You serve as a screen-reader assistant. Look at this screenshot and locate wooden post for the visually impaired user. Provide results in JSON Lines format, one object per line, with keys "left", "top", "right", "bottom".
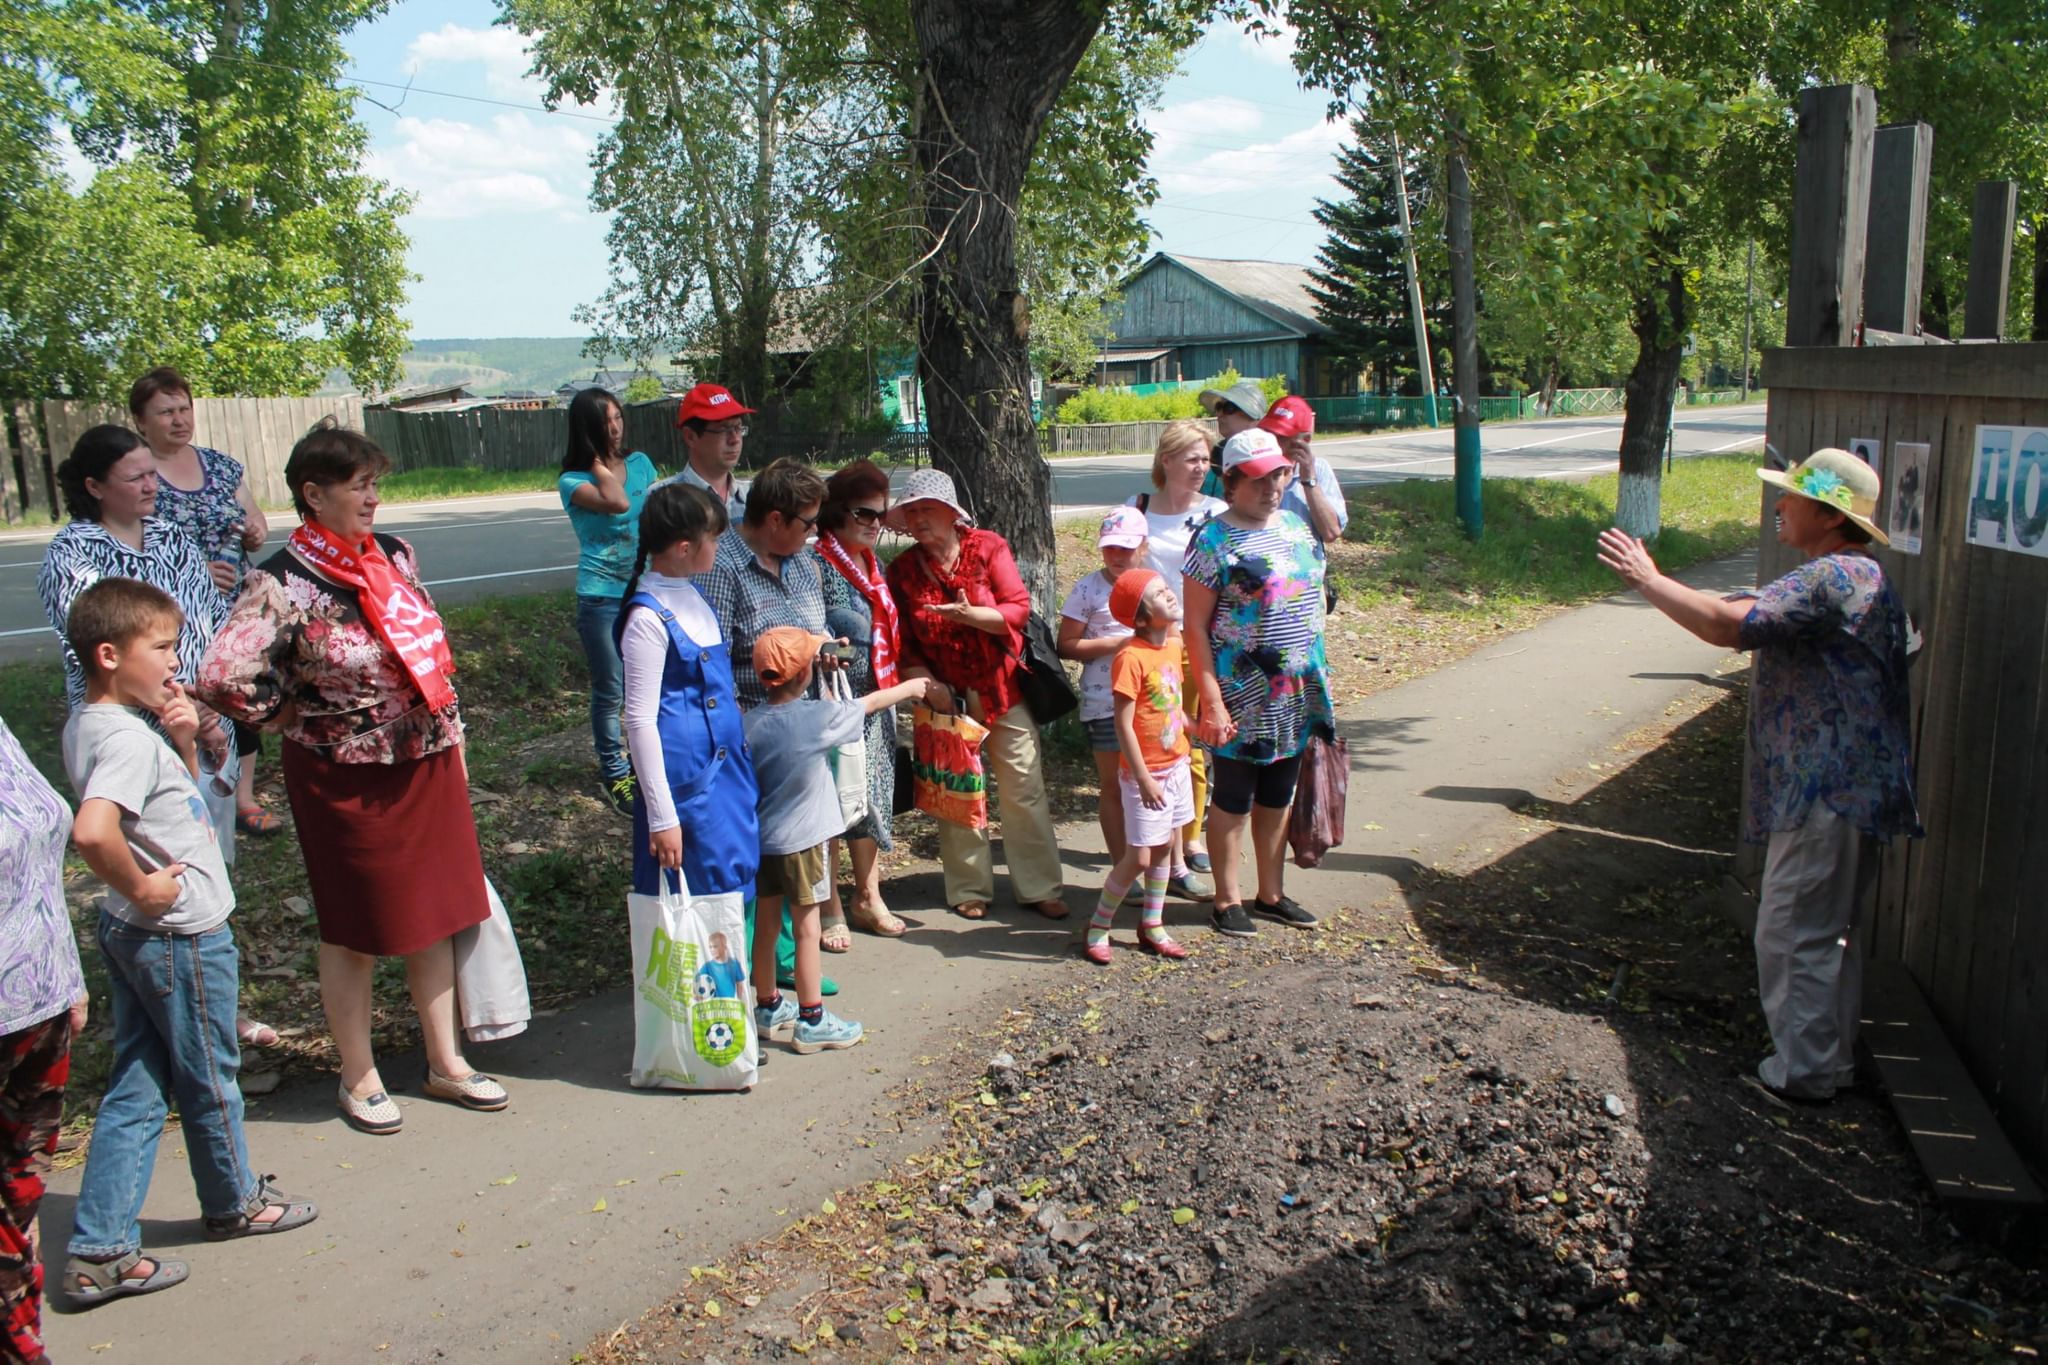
{"left": 1964, "top": 180, "right": 2018, "bottom": 340}
{"left": 1785, "top": 84, "right": 1877, "bottom": 347}
{"left": 1864, "top": 121, "right": 1934, "bottom": 335}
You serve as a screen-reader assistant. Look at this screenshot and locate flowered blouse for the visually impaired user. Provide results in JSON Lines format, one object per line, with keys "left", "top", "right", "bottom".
{"left": 1183, "top": 510, "right": 1333, "bottom": 763}
{"left": 153, "top": 446, "right": 248, "bottom": 568}
{"left": 887, "top": 529, "right": 1031, "bottom": 722}
{"left": 0, "top": 717, "right": 82, "bottom": 1036}
{"left": 196, "top": 533, "right": 465, "bottom": 765}
{"left": 1736, "top": 551, "right": 1920, "bottom": 843}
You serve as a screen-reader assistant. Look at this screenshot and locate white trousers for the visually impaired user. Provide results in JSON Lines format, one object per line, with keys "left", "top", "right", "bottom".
{"left": 1755, "top": 803, "right": 1876, "bottom": 1098}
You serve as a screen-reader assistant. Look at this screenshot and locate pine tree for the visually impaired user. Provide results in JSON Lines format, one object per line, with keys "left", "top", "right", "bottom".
{"left": 1307, "top": 120, "right": 1442, "bottom": 393}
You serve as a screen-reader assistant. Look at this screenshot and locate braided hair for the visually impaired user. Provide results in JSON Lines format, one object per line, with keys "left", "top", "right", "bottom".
{"left": 619, "top": 480, "right": 728, "bottom": 608}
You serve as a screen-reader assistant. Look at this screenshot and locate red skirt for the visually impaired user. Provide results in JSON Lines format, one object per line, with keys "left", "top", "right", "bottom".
{"left": 281, "top": 742, "right": 490, "bottom": 956}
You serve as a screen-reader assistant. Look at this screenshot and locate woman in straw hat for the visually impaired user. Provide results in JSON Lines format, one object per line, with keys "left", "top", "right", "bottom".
{"left": 884, "top": 469, "right": 1065, "bottom": 922}
{"left": 1596, "top": 447, "right": 1920, "bottom": 1104}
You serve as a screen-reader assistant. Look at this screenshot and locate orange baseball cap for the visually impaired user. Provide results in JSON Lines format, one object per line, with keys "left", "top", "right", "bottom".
{"left": 752, "top": 626, "right": 823, "bottom": 685}
{"left": 1109, "top": 568, "right": 1161, "bottom": 628}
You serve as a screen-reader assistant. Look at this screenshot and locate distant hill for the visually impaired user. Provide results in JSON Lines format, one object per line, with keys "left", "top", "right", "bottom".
{"left": 321, "top": 337, "right": 689, "bottom": 397}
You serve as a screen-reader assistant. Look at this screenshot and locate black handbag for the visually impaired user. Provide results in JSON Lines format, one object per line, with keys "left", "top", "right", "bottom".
{"left": 892, "top": 741, "right": 915, "bottom": 815}
{"left": 1012, "top": 612, "right": 1079, "bottom": 725}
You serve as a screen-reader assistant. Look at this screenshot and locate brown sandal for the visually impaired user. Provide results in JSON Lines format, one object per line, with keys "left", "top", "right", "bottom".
{"left": 1035, "top": 899, "right": 1070, "bottom": 920}
{"left": 953, "top": 901, "right": 988, "bottom": 920}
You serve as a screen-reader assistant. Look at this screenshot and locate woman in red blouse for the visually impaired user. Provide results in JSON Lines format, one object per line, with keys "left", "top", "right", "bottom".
{"left": 885, "top": 471, "right": 1065, "bottom": 920}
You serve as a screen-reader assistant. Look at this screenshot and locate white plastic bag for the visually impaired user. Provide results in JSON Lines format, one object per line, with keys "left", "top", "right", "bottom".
{"left": 455, "top": 875, "right": 531, "bottom": 1044}
{"left": 627, "top": 867, "right": 757, "bottom": 1091}
{"left": 826, "top": 667, "right": 869, "bottom": 830}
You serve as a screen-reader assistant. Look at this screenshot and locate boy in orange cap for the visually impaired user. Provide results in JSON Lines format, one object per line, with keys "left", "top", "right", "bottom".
{"left": 743, "top": 627, "right": 928, "bottom": 1050}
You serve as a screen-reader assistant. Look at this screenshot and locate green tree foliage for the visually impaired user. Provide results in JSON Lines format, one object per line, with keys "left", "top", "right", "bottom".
{"left": 1307, "top": 118, "right": 1446, "bottom": 394}
{"left": 0, "top": 0, "right": 412, "bottom": 407}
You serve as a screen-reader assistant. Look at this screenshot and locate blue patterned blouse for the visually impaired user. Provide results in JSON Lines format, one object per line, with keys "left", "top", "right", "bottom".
{"left": 1183, "top": 511, "right": 1334, "bottom": 764}
{"left": 0, "top": 718, "right": 82, "bottom": 1036}
{"left": 1737, "top": 551, "right": 1921, "bottom": 843}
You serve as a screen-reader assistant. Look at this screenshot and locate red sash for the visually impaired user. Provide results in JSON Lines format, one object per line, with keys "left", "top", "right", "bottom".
{"left": 816, "top": 532, "right": 901, "bottom": 687}
{"left": 290, "top": 522, "right": 458, "bottom": 713}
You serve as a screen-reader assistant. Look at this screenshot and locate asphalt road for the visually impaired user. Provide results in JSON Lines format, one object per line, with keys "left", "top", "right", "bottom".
{"left": 0, "top": 403, "right": 1763, "bottom": 663}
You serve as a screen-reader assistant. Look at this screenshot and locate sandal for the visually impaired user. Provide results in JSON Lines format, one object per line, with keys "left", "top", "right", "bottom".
{"left": 1035, "top": 899, "right": 1070, "bottom": 921}
{"left": 953, "top": 901, "right": 988, "bottom": 920}
{"left": 821, "top": 919, "right": 853, "bottom": 953}
{"left": 237, "top": 1016, "right": 279, "bottom": 1048}
{"left": 236, "top": 805, "right": 283, "bottom": 836}
{"left": 849, "top": 898, "right": 908, "bottom": 937}
{"left": 204, "top": 1175, "right": 319, "bottom": 1240}
{"left": 337, "top": 1082, "right": 403, "bottom": 1135}
{"left": 66, "top": 1250, "right": 189, "bottom": 1306}
{"left": 422, "top": 1066, "right": 509, "bottom": 1112}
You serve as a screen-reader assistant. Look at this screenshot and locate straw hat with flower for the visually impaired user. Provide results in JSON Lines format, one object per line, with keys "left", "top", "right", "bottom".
{"left": 1758, "top": 448, "right": 1889, "bottom": 546}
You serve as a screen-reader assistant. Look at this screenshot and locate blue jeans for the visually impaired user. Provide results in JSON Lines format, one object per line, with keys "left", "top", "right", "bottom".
{"left": 575, "top": 593, "right": 629, "bottom": 782}
{"left": 68, "top": 915, "right": 254, "bottom": 1259}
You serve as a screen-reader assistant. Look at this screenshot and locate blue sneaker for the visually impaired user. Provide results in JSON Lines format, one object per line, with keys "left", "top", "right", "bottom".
{"left": 791, "top": 1009, "right": 864, "bottom": 1054}
{"left": 754, "top": 995, "right": 798, "bottom": 1043}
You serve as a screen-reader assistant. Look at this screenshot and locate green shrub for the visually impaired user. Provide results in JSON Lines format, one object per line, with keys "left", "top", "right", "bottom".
{"left": 1052, "top": 370, "right": 1291, "bottom": 426}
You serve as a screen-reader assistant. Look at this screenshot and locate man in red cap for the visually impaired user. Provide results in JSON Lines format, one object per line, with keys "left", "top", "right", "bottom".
{"left": 1260, "top": 395, "right": 1347, "bottom": 547}
{"left": 668, "top": 381, "right": 757, "bottom": 527}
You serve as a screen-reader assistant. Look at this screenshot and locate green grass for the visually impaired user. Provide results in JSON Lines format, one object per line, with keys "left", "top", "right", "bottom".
{"left": 377, "top": 466, "right": 576, "bottom": 501}
{"left": 1336, "top": 451, "right": 1761, "bottom": 613}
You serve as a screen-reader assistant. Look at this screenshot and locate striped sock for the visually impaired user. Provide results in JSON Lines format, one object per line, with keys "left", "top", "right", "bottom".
{"left": 1090, "top": 875, "right": 1130, "bottom": 947}
{"left": 1140, "top": 869, "right": 1169, "bottom": 940}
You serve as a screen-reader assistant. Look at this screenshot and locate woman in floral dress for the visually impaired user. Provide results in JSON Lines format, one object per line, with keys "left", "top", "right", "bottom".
{"left": 198, "top": 423, "right": 515, "bottom": 1136}
{"left": 1183, "top": 429, "right": 1333, "bottom": 939}
{"left": 810, "top": 460, "right": 907, "bottom": 945}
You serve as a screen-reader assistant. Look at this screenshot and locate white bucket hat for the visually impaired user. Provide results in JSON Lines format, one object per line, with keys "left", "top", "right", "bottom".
{"left": 886, "top": 468, "right": 974, "bottom": 532}
{"left": 1758, "top": 447, "right": 1889, "bottom": 546}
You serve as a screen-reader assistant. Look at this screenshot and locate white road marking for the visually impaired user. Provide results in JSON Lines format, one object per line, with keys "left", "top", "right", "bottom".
{"left": 424, "top": 564, "right": 579, "bottom": 587}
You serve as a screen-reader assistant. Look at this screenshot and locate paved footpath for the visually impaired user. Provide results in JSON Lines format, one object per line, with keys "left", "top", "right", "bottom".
{"left": 39, "top": 553, "right": 1756, "bottom": 1365}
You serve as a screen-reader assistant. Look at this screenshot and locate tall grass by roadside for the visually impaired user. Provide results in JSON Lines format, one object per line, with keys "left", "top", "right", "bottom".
{"left": 1336, "top": 451, "right": 1762, "bottom": 613}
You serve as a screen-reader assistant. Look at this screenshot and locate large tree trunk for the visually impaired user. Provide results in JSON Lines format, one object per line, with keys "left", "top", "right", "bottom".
{"left": 1615, "top": 263, "right": 1689, "bottom": 539}
{"left": 909, "top": 0, "right": 1099, "bottom": 608}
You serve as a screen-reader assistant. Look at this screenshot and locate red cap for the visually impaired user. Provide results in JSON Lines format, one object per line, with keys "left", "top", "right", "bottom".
{"left": 1259, "top": 395, "right": 1315, "bottom": 440}
{"left": 676, "top": 382, "right": 756, "bottom": 427}
{"left": 1109, "top": 568, "right": 1161, "bottom": 628}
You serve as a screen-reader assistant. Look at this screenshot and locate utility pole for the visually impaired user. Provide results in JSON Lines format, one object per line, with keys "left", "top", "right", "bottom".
{"left": 1741, "top": 239, "right": 1755, "bottom": 399}
{"left": 1446, "top": 134, "right": 1482, "bottom": 539}
{"left": 1390, "top": 128, "right": 1438, "bottom": 428}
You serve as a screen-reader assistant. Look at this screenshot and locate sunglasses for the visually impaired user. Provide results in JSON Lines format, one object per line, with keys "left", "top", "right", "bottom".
{"left": 849, "top": 506, "right": 886, "bottom": 524}
{"left": 787, "top": 510, "right": 819, "bottom": 530}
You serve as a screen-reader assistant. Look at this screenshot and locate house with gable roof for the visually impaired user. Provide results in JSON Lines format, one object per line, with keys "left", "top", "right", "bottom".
{"left": 1093, "top": 252, "right": 1363, "bottom": 396}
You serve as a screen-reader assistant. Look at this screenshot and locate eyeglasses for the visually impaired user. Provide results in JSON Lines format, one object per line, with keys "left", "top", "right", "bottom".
{"left": 849, "top": 506, "right": 886, "bottom": 524}
{"left": 703, "top": 421, "right": 748, "bottom": 439}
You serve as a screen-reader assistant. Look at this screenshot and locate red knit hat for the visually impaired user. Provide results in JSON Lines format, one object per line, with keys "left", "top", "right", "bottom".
{"left": 1109, "top": 568, "right": 1161, "bottom": 628}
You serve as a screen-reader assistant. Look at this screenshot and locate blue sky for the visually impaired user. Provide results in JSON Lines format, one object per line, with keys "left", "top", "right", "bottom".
{"left": 337, "top": 5, "right": 1348, "bottom": 338}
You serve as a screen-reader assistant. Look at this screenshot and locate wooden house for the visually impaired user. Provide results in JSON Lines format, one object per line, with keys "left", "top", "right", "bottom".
{"left": 1095, "top": 253, "right": 1363, "bottom": 396}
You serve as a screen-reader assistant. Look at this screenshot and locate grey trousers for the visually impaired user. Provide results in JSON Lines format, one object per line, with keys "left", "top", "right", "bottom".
{"left": 1755, "top": 803, "right": 1877, "bottom": 1098}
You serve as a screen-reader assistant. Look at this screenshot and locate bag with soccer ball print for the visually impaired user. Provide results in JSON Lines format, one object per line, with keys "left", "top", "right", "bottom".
{"left": 627, "top": 866, "right": 758, "bottom": 1091}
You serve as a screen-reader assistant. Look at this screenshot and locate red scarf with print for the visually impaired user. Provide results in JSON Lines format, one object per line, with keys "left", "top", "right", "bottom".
{"left": 816, "top": 531, "right": 900, "bottom": 687}
{"left": 291, "top": 521, "right": 458, "bottom": 713}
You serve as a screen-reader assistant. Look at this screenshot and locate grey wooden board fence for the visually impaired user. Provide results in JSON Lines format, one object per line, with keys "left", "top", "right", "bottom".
{"left": 1864, "top": 122, "right": 1933, "bottom": 335}
{"left": 39, "top": 395, "right": 366, "bottom": 517}
{"left": 1754, "top": 343, "right": 2048, "bottom": 1169}
{"left": 1786, "top": 84, "right": 1876, "bottom": 348}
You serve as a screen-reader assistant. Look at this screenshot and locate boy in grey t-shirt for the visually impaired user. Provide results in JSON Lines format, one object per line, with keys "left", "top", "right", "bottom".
{"left": 59, "top": 579, "right": 315, "bottom": 1306}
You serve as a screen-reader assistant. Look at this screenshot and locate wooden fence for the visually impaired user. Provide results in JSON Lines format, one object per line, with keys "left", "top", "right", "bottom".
{"left": 1753, "top": 341, "right": 2048, "bottom": 1166}
{"left": 25, "top": 395, "right": 366, "bottom": 522}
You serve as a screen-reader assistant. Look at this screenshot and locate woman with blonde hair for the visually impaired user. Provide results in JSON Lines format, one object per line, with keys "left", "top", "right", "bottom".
{"left": 1122, "top": 417, "right": 1225, "bottom": 880}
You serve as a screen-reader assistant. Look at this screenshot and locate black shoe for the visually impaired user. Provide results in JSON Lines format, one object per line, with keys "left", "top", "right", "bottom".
{"left": 1252, "top": 894, "right": 1318, "bottom": 929}
{"left": 602, "top": 774, "right": 637, "bottom": 816}
{"left": 1211, "top": 902, "right": 1258, "bottom": 938}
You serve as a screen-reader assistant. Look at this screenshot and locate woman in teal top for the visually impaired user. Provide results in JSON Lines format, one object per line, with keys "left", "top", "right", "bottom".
{"left": 558, "top": 387, "right": 659, "bottom": 814}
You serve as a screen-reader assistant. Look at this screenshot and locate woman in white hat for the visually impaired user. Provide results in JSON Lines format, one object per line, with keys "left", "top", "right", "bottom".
{"left": 885, "top": 470, "right": 1065, "bottom": 921}
{"left": 1596, "top": 447, "right": 1920, "bottom": 1104}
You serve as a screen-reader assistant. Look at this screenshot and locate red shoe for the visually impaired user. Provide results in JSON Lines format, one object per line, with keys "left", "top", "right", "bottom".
{"left": 1139, "top": 933, "right": 1187, "bottom": 960}
{"left": 1083, "top": 938, "right": 1114, "bottom": 965}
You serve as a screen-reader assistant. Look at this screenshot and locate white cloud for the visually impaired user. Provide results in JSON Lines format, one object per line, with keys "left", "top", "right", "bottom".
{"left": 1152, "top": 110, "right": 1346, "bottom": 198}
{"left": 406, "top": 23, "right": 541, "bottom": 100}
{"left": 1235, "top": 17, "right": 1299, "bottom": 67}
{"left": 367, "top": 113, "right": 595, "bottom": 220}
{"left": 1147, "top": 96, "right": 1263, "bottom": 162}
{"left": 50, "top": 123, "right": 100, "bottom": 189}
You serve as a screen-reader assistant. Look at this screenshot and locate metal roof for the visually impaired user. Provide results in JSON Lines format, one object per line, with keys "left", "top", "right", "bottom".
{"left": 1150, "top": 253, "right": 1326, "bottom": 338}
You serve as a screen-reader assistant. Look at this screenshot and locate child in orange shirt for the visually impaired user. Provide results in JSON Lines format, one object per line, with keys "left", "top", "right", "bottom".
{"left": 1085, "top": 568, "right": 1193, "bottom": 964}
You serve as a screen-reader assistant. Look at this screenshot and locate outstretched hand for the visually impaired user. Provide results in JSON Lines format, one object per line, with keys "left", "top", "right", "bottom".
{"left": 1595, "top": 528, "right": 1659, "bottom": 589}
